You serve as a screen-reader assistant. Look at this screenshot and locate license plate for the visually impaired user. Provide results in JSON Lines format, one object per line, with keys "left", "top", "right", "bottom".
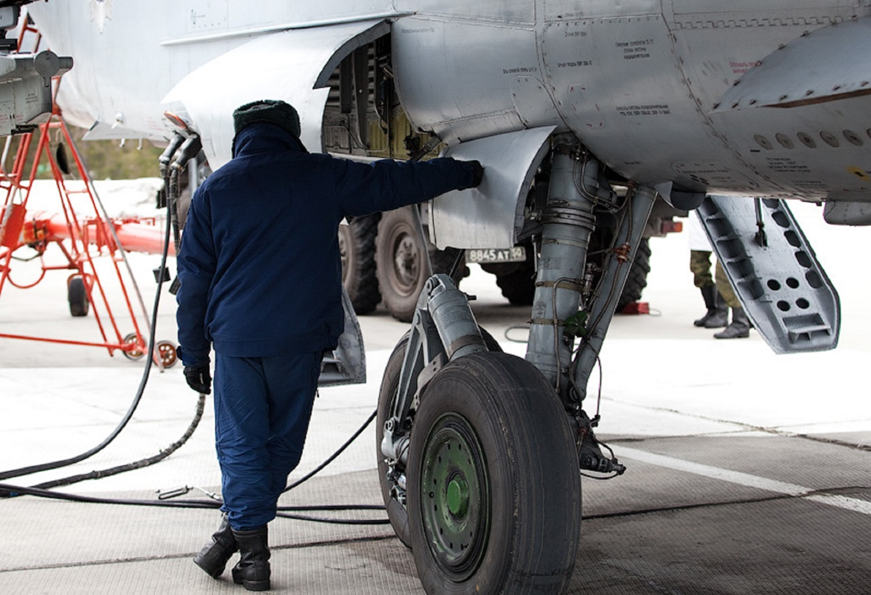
{"left": 466, "top": 247, "right": 526, "bottom": 264}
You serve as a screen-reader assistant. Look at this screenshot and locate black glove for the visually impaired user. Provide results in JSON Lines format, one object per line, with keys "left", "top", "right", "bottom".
{"left": 183, "top": 364, "right": 212, "bottom": 395}
{"left": 458, "top": 160, "right": 484, "bottom": 189}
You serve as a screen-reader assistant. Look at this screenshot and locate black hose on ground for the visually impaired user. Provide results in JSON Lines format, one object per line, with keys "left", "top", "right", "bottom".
{"left": 0, "top": 198, "right": 175, "bottom": 482}
{"left": 0, "top": 136, "right": 388, "bottom": 526}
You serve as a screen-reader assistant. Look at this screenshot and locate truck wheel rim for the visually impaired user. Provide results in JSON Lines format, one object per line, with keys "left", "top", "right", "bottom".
{"left": 392, "top": 233, "right": 420, "bottom": 291}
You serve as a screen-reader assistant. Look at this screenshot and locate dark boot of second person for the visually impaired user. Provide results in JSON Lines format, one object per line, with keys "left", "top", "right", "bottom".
{"left": 714, "top": 307, "right": 750, "bottom": 339}
{"left": 193, "top": 513, "right": 238, "bottom": 578}
{"left": 232, "top": 526, "right": 271, "bottom": 591}
{"left": 694, "top": 285, "right": 728, "bottom": 328}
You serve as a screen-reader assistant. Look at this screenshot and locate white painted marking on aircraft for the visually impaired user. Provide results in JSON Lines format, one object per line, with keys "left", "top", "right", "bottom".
{"left": 618, "top": 446, "right": 871, "bottom": 516}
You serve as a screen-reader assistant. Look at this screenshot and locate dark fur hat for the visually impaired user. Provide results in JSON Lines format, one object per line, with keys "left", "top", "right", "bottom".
{"left": 232, "top": 99, "right": 301, "bottom": 139}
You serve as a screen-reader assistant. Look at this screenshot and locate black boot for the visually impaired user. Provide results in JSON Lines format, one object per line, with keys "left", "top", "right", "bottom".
{"left": 193, "top": 513, "right": 238, "bottom": 578}
{"left": 232, "top": 526, "right": 271, "bottom": 591}
{"left": 694, "top": 285, "right": 728, "bottom": 328}
{"left": 714, "top": 307, "right": 750, "bottom": 339}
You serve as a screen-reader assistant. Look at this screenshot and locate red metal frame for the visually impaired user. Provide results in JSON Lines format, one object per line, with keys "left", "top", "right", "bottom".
{"left": 0, "top": 110, "right": 151, "bottom": 359}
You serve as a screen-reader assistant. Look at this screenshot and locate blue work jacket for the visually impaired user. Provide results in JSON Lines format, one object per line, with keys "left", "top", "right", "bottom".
{"left": 176, "top": 123, "right": 476, "bottom": 365}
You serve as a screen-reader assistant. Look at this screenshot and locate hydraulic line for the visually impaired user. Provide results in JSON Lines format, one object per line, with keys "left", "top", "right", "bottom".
{"left": 0, "top": 133, "right": 390, "bottom": 526}
{"left": 283, "top": 409, "right": 376, "bottom": 492}
{"left": 0, "top": 408, "right": 389, "bottom": 525}
{"left": 30, "top": 392, "right": 206, "bottom": 491}
{"left": 0, "top": 207, "right": 175, "bottom": 482}
{"left": 0, "top": 482, "right": 388, "bottom": 525}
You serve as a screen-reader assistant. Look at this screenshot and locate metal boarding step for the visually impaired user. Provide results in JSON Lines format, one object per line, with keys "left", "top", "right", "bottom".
{"left": 697, "top": 196, "right": 840, "bottom": 354}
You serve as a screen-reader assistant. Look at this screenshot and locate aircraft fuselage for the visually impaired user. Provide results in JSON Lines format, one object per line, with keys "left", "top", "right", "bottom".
{"left": 27, "top": 1, "right": 871, "bottom": 204}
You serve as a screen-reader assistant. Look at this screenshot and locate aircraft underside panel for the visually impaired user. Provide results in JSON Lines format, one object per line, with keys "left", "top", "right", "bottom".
{"left": 429, "top": 126, "right": 555, "bottom": 250}
{"left": 676, "top": 14, "right": 871, "bottom": 203}
{"left": 542, "top": 4, "right": 871, "bottom": 202}
{"left": 698, "top": 196, "right": 840, "bottom": 354}
{"left": 392, "top": 16, "right": 538, "bottom": 145}
{"left": 541, "top": 13, "right": 728, "bottom": 191}
{"left": 160, "top": 19, "right": 389, "bottom": 169}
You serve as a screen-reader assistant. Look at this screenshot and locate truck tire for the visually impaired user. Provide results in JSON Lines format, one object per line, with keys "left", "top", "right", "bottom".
{"left": 616, "top": 237, "right": 651, "bottom": 311}
{"left": 376, "top": 207, "right": 461, "bottom": 322}
{"left": 482, "top": 238, "right": 651, "bottom": 310}
{"left": 339, "top": 214, "right": 381, "bottom": 315}
{"left": 482, "top": 260, "right": 536, "bottom": 306}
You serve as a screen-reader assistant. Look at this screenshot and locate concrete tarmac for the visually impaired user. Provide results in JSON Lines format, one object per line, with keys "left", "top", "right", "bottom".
{"left": 0, "top": 190, "right": 869, "bottom": 594}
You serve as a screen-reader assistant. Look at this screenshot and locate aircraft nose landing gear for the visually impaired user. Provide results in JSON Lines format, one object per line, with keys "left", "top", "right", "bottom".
{"left": 407, "top": 352, "right": 580, "bottom": 595}
{"left": 378, "top": 134, "right": 659, "bottom": 593}
{"left": 378, "top": 276, "right": 581, "bottom": 594}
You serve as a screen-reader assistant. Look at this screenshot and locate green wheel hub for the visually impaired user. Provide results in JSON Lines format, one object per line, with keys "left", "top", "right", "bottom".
{"left": 419, "top": 413, "right": 490, "bottom": 581}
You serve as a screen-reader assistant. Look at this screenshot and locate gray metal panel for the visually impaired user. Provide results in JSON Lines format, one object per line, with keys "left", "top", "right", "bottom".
{"left": 318, "top": 287, "right": 366, "bottom": 387}
{"left": 698, "top": 195, "right": 840, "bottom": 353}
{"left": 430, "top": 126, "right": 555, "bottom": 250}
{"left": 394, "top": 0, "right": 534, "bottom": 24}
{"left": 823, "top": 200, "right": 871, "bottom": 226}
{"left": 542, "top": 15, "right": 709, "bottom": 188}
{"left": 392, "top": 16, "right": 537, "bottom": 145}
{"left": 713, "top": 17, "right": 871, "bottom": 112}
{"left": 160, "top": 20, "right": 387, "bottom": 169}
{"left": 543, "top": 0, "right": 663, "bottom": 21}
{"left": 672, "top": 0, "right": 855, "bottom": 14}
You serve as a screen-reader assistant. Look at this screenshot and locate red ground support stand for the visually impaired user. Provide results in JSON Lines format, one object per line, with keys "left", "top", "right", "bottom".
{"left": 0, "top": 110, "right": 177, "bottom": 367}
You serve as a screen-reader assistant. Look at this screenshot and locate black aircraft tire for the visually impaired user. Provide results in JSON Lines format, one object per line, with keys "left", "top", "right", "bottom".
{"left": 407, "top": 352, "right": 581, "bottom": 595}
{"left": 376, "top": 333, "right": 415, "bottom": 547}
{"left": 377, "top": 330, "right": 502, "bottom": 548}
{"left": 68, "top": 276, "right": 89, "bottom": 317}
{"left": 616, "top": 238, "right": 652, "bottom": 312}
{"left": 340, "top": 215, "right": 381, "bottom": 315}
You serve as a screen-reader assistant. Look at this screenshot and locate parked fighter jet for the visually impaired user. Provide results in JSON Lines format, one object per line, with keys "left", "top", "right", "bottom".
{"left": 8, "top": 0, "right": 868, "bottom": 592}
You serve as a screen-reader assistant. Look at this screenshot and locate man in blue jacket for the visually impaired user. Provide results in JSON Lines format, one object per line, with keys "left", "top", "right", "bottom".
{"left": 176, "top": 99, "right": 482, "bottom": 591}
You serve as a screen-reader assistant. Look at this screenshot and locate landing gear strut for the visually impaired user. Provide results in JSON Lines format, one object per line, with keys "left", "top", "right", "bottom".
{"left": 378, "top": 133, "right": 659, "bottom": 593}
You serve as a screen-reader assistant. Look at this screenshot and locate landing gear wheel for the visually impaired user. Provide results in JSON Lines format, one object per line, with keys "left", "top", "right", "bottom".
{"left": 377, "top": 329, "right": 503, "bottom": 548}
{"left": 407, "top": 352, "right": 581, "bottom": 594}
{"left": 122, "top": 332, "right": 145, "bottom": 361}
{"left": 67, "top": 276, "right": 89, "bottom": 317}
{"left": 156, "top": 340, "right": 178, "bottom": 368}
{"left": 377, "top": 334, "right": 415, "bottom": 547}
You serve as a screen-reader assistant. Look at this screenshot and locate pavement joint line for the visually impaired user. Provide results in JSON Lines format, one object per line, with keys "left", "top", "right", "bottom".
{"left": 0, "top": 534, "right": 398, "bottom": 574}
{"left": 617, "top": 446, "right": 871, "bottom": 516}
{"left": 603, "top": 398, "right": 871, "bottom": 451}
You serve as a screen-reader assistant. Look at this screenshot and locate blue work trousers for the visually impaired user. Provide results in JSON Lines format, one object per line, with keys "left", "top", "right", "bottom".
{"left": 214, "top": 352, "right": 321, "bottom": 530}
